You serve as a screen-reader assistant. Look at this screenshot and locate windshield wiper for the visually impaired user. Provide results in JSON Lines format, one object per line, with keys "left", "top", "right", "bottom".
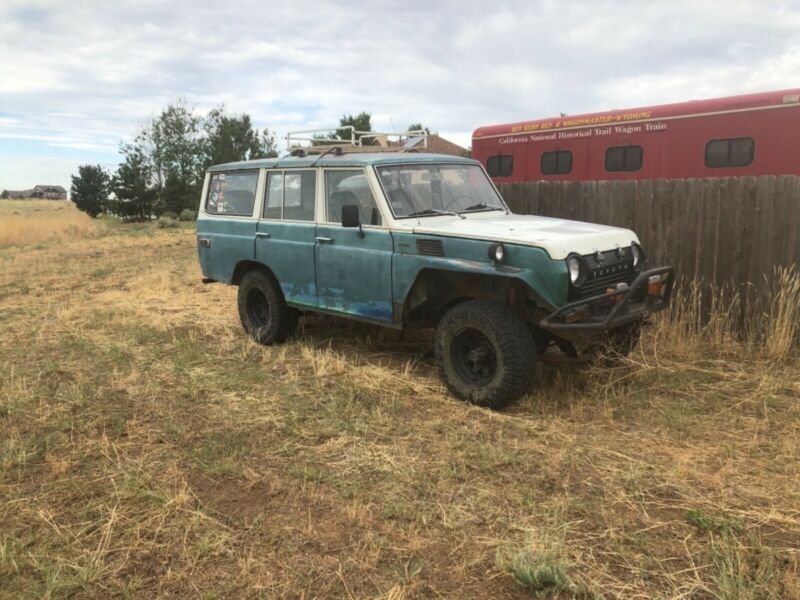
{"left": 407, "top": 208, "right": 465, "bottom": 219}
{"left": 459, "top": 202, "right": 507, "bottom": 213}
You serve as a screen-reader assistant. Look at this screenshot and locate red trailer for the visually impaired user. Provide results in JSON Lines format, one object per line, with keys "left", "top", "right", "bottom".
{"left": 472, "top": 89, "right": 800, "bottom": 182}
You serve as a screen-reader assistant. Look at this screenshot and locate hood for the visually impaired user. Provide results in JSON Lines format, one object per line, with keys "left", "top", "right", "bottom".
{"left": 401, "top": 212, "right": 640, "bottom": 260}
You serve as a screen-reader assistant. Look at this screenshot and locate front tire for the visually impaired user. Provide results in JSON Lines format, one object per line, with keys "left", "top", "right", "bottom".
{"left": 435, "top": 300, "right": 536, "bottom": 409}
{"left": 237, "top": 269, "right": 297, "bottom": 345}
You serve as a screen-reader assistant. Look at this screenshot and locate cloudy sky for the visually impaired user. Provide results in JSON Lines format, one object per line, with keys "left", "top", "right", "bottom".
{"left": 1, "top": 0, "right": 799, "bottom": 190}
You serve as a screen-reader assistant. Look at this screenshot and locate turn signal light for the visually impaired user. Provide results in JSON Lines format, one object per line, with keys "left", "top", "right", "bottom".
{"left": 606, "top": 282, "right": 628, "bottom": 303}
{"left": 647, "top": 274, "right": 665, "bottom": 296}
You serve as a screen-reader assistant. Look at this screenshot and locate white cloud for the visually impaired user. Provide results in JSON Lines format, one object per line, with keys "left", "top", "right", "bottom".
{"left": 0, "top": 0, "right": 799, "bottom": 188}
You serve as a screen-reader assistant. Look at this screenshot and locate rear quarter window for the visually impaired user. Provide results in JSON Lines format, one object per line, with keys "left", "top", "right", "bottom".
{"left": 205, "top": 171, "right": 259, "bottom": 216}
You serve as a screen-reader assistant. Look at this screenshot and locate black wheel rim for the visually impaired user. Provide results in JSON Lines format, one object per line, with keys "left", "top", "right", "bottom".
{"left": 246, "top": 288, "right": 270, "bottom": 328}
{"left": 450, "top": 327, "right": 497, "bottom": 386}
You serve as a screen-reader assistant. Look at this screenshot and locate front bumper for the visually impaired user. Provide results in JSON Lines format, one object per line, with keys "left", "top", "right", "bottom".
{"left": 539, "top": 266, "right": 674, "bottom": 343}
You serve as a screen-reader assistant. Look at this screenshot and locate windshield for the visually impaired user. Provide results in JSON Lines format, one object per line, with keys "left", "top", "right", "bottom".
{"left": 376, "top": 163, "right": 506, "bottom": 218}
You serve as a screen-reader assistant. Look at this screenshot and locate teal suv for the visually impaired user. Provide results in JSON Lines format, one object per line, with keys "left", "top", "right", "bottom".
{"left": 197, "top": 152, "right": 673, "bottom": 408}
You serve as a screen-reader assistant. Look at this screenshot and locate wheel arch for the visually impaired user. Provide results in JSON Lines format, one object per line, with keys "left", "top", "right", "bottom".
{"left": 231, "top": 260, "right": 274, "bottom": 285}
{"left": 399, "top": 268, "right": 552, "bottom": 326}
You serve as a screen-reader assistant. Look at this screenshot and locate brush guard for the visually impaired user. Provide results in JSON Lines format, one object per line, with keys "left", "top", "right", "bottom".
{"left": 539, "top": 266, "right": 674, "bottom": 344}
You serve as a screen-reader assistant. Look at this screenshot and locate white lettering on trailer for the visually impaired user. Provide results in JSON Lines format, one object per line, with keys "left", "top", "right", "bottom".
{"left": 496, "top": 123, "right": 668, "bottom": 144}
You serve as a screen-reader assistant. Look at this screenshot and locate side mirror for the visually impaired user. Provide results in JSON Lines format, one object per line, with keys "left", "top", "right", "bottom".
{"left": 341, "top": 204, "right": 360, "bottom": 228}
{"left": 341, "top": 204, "right": 365, "bottom": 238}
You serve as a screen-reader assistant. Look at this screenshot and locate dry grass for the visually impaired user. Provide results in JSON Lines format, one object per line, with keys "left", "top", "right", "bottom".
{"left": 1, "top": 209, "right": 799, "bottom": 598}
{"left": 0, "top": 200, "right": 97, "bottom": 247}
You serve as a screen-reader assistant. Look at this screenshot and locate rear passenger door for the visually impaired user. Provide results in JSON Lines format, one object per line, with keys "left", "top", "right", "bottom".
{"left": 197, "top": 170, "right": 259, "bottom": 283}
{"left": 255, "top": 169, "right": 319, "bottom": 308}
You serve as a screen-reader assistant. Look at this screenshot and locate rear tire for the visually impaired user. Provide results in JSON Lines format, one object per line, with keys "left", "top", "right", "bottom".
{"left": 237, "top": 269, "right": 298, "bottom": 345}
{"left": 435, "top": 300, "right": 536, "bottom": 409}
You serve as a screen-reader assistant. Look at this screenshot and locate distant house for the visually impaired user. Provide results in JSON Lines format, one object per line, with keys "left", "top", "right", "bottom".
{"left": 372, "top": 133, "right": 470, "bottom": 157}
{"left": 1, "top": 185, "right": 68, "bottom": 200}
{"left": 423, "top": 134, "right": 471, "bottom": 157}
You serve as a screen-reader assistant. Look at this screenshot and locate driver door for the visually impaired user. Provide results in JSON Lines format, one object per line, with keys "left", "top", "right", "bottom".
{"left": 314, "top": 169, "right": 394, "bottom": 323}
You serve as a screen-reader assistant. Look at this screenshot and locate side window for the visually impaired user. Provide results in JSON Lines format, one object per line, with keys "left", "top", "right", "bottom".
{"left": 283, "top": 171, "right": 316, "bottom": 221}
{"left": 486, "top": 154, "right": 513, "bottom": 177}
{"left": 263, "top": 172, "right": 282, "bottom": 219}
{"left": 705, "top": 137, "right": 755, "bottom": 168}
{"left": 605, "top": 145, "right": 643, "bottom": 172}
{"left": 541, "top": 150, "right": 572, "bottom": 175}
{"left": 325, "top": 170, "right": 382, "bottom": 226}
{"left": 262, "top": 170, "right": 317, "bottom": 221}
{"left": 205, "top": 171, "right": 258, "bottom": 216}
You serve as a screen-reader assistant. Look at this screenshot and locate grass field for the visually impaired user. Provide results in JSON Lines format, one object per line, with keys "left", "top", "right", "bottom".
{"left": 1, "top": 201, "right": 799, "bottom": 598}
{"left": 0, "top": 200, "right": 97, "bottom": 247}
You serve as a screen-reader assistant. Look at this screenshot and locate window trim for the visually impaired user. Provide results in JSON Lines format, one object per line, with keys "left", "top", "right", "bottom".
{"left": 261, "top": 168, "right": 317, "bottom": 222}
{"left": 486, "top": 153, "right": 513, "bottom": 178}
{"left": 374, "top": 161, "right": 509, "bottom": 220}
{"left": 540, "top": 150, "right": 573, "bottom": 175}
{"left": 204, "top": 169, "right": 260, "bottom": 217}
{"left": 704, "top": 137, "right": 755, "bottom": 169}
{"left": 604, "top": 145, "right": 644, "bottom": 173}
{"left": 322, "top": 167, "right": 384, "bottom": 227}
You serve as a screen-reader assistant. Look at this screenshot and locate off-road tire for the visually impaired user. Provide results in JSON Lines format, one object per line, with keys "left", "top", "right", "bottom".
{"left": 435, "top": 300, "right": 536, "bottom": 409}
{"left": 237, "top": 269, "right": 298, "bottom": 345}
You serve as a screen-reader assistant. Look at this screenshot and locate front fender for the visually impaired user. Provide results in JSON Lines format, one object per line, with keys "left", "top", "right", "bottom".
{"left": 392, "top": 233, "right": 568, "bottom": 313}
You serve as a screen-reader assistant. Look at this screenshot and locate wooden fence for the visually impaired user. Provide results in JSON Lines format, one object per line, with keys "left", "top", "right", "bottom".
{"left": 498, "top": 176, "right": 800, "bottom": 291}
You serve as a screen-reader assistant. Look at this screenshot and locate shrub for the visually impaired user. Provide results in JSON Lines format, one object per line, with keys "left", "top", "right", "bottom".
{"left": 496, "top": 534, "right": 574, "bottom": 594}
{"left": 179, "top": 209, "right": 196, "bottom": 222}
{"left": 156, "top": 216, "right": 179, "bottom": 229}
{"left": 161, "top": 211, "right": 179, "bottom": 221}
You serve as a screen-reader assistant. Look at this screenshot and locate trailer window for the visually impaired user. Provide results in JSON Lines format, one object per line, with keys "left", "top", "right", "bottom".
{"left": 486, "top": 154, "right": 513, "bottom": 177}
{"left": 541, "top": 150, "right": 572, "bottom": 175}
{"left": 705, "top": 137, "right": 754, "bottom": 168}
{"left": 605, "top": 145, "right": 643, "bottom": 172}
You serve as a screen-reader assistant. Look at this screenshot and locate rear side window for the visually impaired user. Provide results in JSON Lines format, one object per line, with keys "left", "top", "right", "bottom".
{"left": 605, "top": 145, "right": 643, "bottom": 172}
{"left": 705, "top": 137, "right": 755, "bottom": 168}
{"left": 541, "top": 150, "right": 572, "bottom": 175}
{"left": 262, "top": 170, "right": 316, "bottom": 221}
{"left": 205, "top": 171, "right": 258, "bottom": 215}
{"left": 486, "top": 154, "right": 513, "bottom": 177}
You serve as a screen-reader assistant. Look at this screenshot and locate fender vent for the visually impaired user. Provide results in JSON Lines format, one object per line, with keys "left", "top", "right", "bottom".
{"left": 416, "top": 238, "right": 444, "bottom": 257}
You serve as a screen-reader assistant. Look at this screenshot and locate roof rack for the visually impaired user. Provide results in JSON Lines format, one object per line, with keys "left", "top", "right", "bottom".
{"left": 286, "top": 126, "right": 430, "bottom": 154}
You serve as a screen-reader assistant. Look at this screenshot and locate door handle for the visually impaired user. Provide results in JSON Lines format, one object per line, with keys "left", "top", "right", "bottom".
{"left": 197, "top": 237, "right": 211, "bottom": 248}
{"left": 315, "top": 236, "right": 333, "bottom": 243}
{"left": 255, "top": 231, "right": 271, "bottom": 238}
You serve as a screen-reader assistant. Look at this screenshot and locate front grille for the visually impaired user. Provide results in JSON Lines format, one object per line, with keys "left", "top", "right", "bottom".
{"left": 416, "top": 238, "right": 445, "bottom": 257}
{"left": 568, "top": 247, "right": 638, "bottom": 301}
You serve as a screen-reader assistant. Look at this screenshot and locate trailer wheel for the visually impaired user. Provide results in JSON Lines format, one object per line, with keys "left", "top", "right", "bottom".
{"left": 435, "top": 300, "right": 536, "bottom": 409}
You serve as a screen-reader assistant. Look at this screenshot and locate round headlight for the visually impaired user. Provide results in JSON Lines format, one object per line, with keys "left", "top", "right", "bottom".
{"left": 488, "top": 243, "right": 505, "bottom": 262}
{"left": 567, "top": 255, "right": 582, "bottom": 284}
{"left": 631, "top": 243, "right": 644, "bottom": 270}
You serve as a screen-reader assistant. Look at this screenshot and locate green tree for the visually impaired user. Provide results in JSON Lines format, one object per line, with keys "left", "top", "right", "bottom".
{"left": 115, "top": 100, "right": 283, "bottom": 216}
{"left": 333, "top": 112, "right": 374, "bottom": 145}
{"left": 204, "top": 107, "right": 278, "bottom": 168}
{"left": 152, "top": 102, "right": 204, "bottom": 213}
{"left": 70, "top": 164, "right": 110, "bottom": 218}
{"left": 407, "top": 123, "right": 431, "bottom": 134}
{"left": 123, "top": 100, "right": 204, "bottom": 214}
{"left": 110, "top": 148, "right": 158, "bottom": 221}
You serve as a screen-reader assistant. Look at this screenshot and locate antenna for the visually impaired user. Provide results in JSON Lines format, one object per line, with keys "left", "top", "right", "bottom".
{"left": 310, "top": 145, "right": 342, "bottom": 167}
